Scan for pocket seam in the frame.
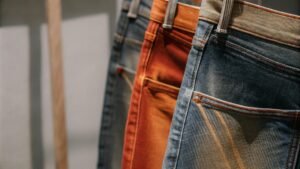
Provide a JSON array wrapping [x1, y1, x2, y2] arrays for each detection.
[[285, 114, 300, 169], [210, 35, 300, 77], [143, 77, 180, 94], [193, 91, 300, 118]]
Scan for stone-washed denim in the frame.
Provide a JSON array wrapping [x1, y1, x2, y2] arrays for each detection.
[[97, 0, 152, 169], [163, 0, 300, 168]]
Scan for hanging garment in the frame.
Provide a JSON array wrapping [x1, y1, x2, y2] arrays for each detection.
[[97, 0, 152, 169], [163, 0, 300, 168], [121, 0, 200, 168]]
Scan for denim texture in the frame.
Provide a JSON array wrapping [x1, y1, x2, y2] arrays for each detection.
[[98, 0, 203, 168], [97, 1, 151, 169], [163, 18, 300, 169], [121, 0, 202, 168]]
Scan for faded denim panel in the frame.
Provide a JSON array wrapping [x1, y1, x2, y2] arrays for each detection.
[[163, 18, 300, 169], [195, 30, 300, 109], [162, 20, 215, 169], [97, 1, 151, 169], [176, 92, 300, 169]]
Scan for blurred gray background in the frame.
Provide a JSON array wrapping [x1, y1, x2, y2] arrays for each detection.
[[0, 0, 122, 169]]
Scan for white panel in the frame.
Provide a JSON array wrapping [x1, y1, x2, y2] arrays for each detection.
[[0, 26, 32, 169]]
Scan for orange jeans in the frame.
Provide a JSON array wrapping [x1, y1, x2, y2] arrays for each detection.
[[122, 0, 200, 168]]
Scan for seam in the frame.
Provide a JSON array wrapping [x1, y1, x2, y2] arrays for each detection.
[[235, 0, 300, 20], [193, 97, 300, 169], [229, 25, 300, 49], [150, 17, 197, 34], [293, 141, 300, 169], [129, 22, 159, 169], [172, 51, 199, 169], [290, 114, 300, 169], [217, 35, 300, 73], [202, 101, 299, 118], [144, 77, 180, 91], [193, 37, 209, 44], [294, 137, 300, 168], [174, 24, 214, 169], [210, 35, 300, 77], [294, 134, 300, 169], [199, 17, 300, 49], [159, 28, 193, 47], [151, 17, 197, 34], [286, 114, 298, 169], [124, 38, 143, 46], [193, 91, 300, 117], [99, 10, 130, 169], [115, 33, 144, 46]]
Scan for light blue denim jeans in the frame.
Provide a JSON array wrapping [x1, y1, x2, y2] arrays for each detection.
[[163, 0, 300, 168], [97, 0, 152, 169]]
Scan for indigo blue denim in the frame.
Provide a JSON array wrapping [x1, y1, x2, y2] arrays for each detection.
[[163, 19, 300, 169]]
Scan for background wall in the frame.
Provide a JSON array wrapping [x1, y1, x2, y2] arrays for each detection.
[[0, 0, 122, 168]]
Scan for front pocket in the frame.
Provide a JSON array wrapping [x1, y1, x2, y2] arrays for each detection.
[[177, 91, 300, 169], [132, 78, 179, 169]]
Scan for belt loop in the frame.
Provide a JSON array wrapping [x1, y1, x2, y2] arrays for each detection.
[[216, 0, 235, 34], [127, 0, 141, 18], [162, 0, 178, 29]]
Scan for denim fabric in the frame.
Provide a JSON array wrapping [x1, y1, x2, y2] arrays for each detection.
[[163, 0, 201, 29], [163, 19, 300, 169], [121, 0, 201, 168], [97, 1, 151, 169], [98, 0, 203, 168]]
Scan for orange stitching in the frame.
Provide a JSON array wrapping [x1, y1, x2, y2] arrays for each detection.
[[193, 91, 300, 116], [144, 77, 180, 91], [129, 22, 159, 169]]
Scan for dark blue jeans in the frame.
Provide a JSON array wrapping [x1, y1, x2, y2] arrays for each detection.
[[163, 0, 300, 168]]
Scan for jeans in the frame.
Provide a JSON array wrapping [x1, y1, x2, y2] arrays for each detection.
[[163, 0, 300, 168], [121, 0, 201, 168], [97, 0, 152, 169]]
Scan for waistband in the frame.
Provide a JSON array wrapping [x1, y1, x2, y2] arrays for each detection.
[[150, 0, 200, 33], [122, 0, 151, 19], [200, 0, 300, 48]]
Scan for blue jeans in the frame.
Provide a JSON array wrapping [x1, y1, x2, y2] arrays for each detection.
[[97, 0, 152, 169], [163, 0, 300, 168]]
